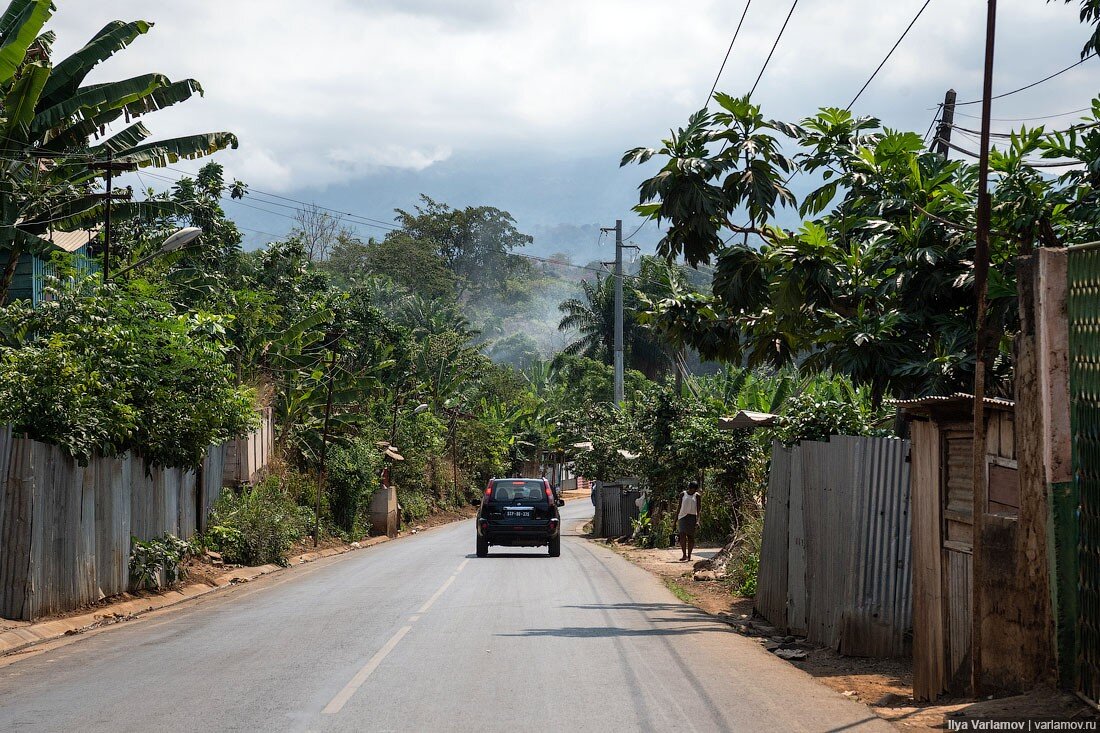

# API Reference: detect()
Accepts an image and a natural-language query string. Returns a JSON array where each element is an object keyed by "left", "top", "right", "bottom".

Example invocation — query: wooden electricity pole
[
  {"left": 89, "top": 153, "right": 136, "bottom": 281},
  {"left": 971, "top": 0, "right": 998, "bottom": 699},
  {"left": 933, "top": 88, "right": 957, "bottom": 157}
]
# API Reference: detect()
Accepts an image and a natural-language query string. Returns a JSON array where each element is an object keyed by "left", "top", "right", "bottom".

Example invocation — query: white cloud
[{"left": 42, "top": 1, "right": 1100, "bottom": 207}]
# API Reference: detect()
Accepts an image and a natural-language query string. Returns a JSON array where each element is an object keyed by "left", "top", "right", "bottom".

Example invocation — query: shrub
[
  {"left": 204, "top": 476, "right": 312, "bottom": 566},
  {"left": 130, "top": 534, "right": 193, "bottom": 591},
  {"left": 0, "top": 282, "right": 256, "bottom": 466},
  {"left": 327, "top": 438, "right": 382, "bottom": 535},
  {"left": 400, "top": 490, "right": 431, "bottom": 523},
  {"left": 729, "top": 510, "right": 764, "bottom": 597}
]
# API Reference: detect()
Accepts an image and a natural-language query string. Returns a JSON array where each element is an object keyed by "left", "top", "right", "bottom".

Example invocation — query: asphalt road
[{"left": 0, "top": 501, "right": 892, "bottom": 732}]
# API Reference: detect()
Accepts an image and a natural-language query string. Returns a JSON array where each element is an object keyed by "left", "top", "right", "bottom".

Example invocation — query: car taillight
[
  {"left": 485, "top": 483, "right": 493, "bottom": 497},
  {"left": 549, "top": 518, "right": 559, "bottom": 530},
  {"left": 545, "top": 487, "right": 554, "bottom": 502}
]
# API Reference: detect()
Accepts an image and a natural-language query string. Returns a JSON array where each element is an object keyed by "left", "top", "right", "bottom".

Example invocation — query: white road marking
[
  {"left": 322, "top": 626, "right": 412, "bottom": 715},
  {"left": 416, "top": 575, "right": 456, "bottom": 614},
  {"left": 323, "top": 559, "right": 469, "bottom": 715}
]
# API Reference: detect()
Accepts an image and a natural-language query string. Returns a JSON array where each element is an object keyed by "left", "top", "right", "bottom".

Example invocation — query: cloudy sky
[{"left": 49, "top": 0, "right": 1098, "bottom": 259}]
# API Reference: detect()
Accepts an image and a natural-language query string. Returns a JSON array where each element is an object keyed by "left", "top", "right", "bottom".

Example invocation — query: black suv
[{"left": 476, "top": 478, "right": 563, "bottom": 557}]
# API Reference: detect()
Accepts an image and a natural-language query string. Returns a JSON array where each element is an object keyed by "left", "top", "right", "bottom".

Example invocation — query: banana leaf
[
  {"left": 40, "top": 20, "right": 151, "bottom": 106},
  {"left": 0, "top": 0, "right": 51, "bottom": 85},
  {"left": 115, "top": 132, "right": 238, "bottom": 168},
  {"left": 32, "top": 73, "right": 169, "bottom": 135}
]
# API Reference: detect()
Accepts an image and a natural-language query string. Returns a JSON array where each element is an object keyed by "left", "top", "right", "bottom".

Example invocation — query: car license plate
[{"left": 505, "top": 507, "right": 531, "bottom": 518}]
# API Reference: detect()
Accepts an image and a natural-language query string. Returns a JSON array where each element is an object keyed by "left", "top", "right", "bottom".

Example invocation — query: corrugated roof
[
  {"left": 889, "top": 392, "right": 1015, "bottom": 411},
  {"left": 719, "top": 410, "right": 778, "bottom": 430},
  {"left": 44, "top": 229, "right": 97, "bottom": 253}
]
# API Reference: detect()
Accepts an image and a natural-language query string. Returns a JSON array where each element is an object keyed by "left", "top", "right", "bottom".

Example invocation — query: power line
[
  {"left": 923, "top": 105, "right": 944, "bottom": 144},
  {"left": 131, "top": 162, "right": 684, "bottom": 290},
  {"left": 946, "top": 120, "right": 1100, "bottom": 138},
  {"left": 705, "top": 0, "right": 754, "bottom": 107},
  {"left": 935, "top": 136, "right": 1080, "bottom": 167},
  {"left": 749, "top": 0, "right": 799, "bottom": 97},
  {"left": 954, "top": 53, "right": 1096, "bottom": 106},
  {"left": 846, "top": 0, "right": 934, "bottom": 110},
  {"left": 953, "top": 106, "right": 1093, "bottom": 122}
]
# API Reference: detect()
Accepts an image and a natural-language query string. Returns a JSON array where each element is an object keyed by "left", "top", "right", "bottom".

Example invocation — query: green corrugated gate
[{"left": 1069, "top": 245, "right": 1100, "bottom": 703}]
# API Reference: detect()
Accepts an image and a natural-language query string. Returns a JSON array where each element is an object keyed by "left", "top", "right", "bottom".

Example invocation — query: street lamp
[{"left": 108, "top": 227, "right": 202, "bottom": 280}]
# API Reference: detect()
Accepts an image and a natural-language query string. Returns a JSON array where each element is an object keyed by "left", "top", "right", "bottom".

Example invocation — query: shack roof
[
  {"left": 890, "top": 392, "right": 1015, "bottom": 419},
  {"left": 718, "top": 410, "right": 778, "bottom": 430},
  {"left": 44, "top": 229, "right": 97, "bottom": 253}
]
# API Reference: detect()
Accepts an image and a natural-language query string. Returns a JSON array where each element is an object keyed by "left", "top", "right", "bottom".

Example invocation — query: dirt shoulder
[{"left": 590, "top": 537, "right": 1094, "bottom": 731}]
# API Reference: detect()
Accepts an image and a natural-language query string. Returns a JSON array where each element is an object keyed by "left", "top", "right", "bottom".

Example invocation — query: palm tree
[
  {"left": 557, "top": 267, "right": 674, "bottom": 380},
  {"left": 557, "top": 276, "right": 614, "bottom": 361},
  {"left": 0, "top": 2, "right": 238, "bottom": 299}
]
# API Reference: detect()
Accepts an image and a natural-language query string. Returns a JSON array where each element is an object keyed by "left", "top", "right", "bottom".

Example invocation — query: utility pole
[
  {"left": 612, "top": 220, "right": 625, "bottom": 404},
  {"left": 970, "top": 0, "right": 998, "bottom": 700},
  {"left": 933, "top": 88, "right": 957, "bottom": 157},
  {"left": 89, "top": 152, "right": 136, "bottom": 281}
]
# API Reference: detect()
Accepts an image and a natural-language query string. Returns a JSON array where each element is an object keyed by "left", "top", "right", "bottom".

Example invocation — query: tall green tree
[{"left": 394, "top": 194, "right": 532, "bottom": 297}]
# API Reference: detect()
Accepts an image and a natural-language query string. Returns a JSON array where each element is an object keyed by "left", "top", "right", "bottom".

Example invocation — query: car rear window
[{"left": 491, "top": 479, "right": 547, "bottom": 503}]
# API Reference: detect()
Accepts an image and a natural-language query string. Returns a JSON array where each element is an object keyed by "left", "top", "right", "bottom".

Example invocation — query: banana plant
[{"left": 0, "top": 2, "right": 238, "bottom": 299}]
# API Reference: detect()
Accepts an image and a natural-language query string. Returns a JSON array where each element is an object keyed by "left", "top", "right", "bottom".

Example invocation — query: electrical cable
[
  {"left": 923, "top": 105, "right": 943, "bottom": 144},
  {"left": 953, "top": 106, "right": 1093, "bottom": 122},
  {"left": 749, "top": 0, "right": 799, "bottom": 97},
  {"left": 945, "top": 120, "right": 1100, "bottom": 138},
  {"left": 846, "top": 0, "right": 934, "bottom": 110},
  {"left": 953, "top": 53, "right": 1097, "bottom": 106},
  {"left": 705, "top": 0, "right": 754, "bottom": 108}
]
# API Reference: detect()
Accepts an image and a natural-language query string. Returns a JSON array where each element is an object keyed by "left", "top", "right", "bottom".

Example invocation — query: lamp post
[{"left": 108, "top": 227, "right": 202, "bottom": 280}]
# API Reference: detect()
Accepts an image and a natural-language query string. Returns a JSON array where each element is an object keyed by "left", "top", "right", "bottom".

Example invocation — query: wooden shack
[{"left": 898, "top": 394, "right": 1019, "bottom": 700}]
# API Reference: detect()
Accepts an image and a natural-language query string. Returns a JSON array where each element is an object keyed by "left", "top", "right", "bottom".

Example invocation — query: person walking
[{"left": 677, "top": 481, "right": 701, "bottom": 562}]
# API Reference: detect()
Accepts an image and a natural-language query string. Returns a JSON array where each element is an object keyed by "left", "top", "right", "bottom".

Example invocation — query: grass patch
[{"left": 663, "top": 578, "right": 694, "bottom": 604}]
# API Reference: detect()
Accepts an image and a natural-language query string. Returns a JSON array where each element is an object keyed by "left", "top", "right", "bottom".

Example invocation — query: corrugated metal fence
[
  {"left": 0, "top": 433, "right": 236, "bottom": 621},
  {"left": 592, "top": 482, "right": 641, "bottom": 538},
  {"left": 756, "top": 436, "right": 912, "bottom": 657}
]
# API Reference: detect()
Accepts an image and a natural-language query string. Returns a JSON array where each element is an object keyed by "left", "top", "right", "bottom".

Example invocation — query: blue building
[{"left": 0, "top": 229, "right": 99, "bottom": 305}]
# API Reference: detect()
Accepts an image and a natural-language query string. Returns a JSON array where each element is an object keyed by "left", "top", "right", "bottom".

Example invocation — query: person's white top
[{"left": 678, "top": 491, "right": 699, "bottom": 519}]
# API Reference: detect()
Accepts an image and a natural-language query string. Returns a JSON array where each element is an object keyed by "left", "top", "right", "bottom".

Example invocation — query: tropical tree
[
  {"left": 557, "top": 267, "right": 673, "bottom": 380},
  {"left": 393, "top": 194, "right": 533, "bottom": 297},
  {"left": 0, "top": 2, "right": 238, "bottom": 299}
]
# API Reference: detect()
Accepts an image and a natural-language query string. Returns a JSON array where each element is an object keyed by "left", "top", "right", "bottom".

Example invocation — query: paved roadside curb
[{"left": 0, "top": 534, "right": 398, "bottom": 658}]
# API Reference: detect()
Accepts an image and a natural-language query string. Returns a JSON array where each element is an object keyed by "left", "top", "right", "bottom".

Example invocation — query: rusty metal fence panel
[
  {"left": 787, "top": 447, "right": 808, "bottom": 635},
  {"left": 756, "top": 442, "right": 791, "bottom": 629},
  {"left": 840, "top": 436, "right": 913, "bottom": 658},
  {"left": 199, "top": 444, "right": 227, "bottom": 532},
  {"left": 756, "top": 435, "right": 913, "bottom": 657},
  {"left": 1, "top": 435, "right": 236, "bottom": 620},
  {"left": 802, "top": 438, "right": 857, "bottom": 649}
]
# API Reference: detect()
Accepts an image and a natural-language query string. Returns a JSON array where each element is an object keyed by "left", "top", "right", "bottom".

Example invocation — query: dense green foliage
[
  {"left": 129, "top": 534, "right": 193, "bottom": 591},
  {"left": 0, "top": 280, "right": 256, "bottom": 465},
  {"left": 204, "top": 476, "right": 314, "bottom": 566}
]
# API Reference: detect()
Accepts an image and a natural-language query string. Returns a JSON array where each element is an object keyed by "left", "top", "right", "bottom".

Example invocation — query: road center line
[
  {"left": 416, "top": 559, "right": 468, "bottom": 614},
  {"left": 322, "top": 625, "right": 412, "bottom": 715},
  {"left": 417, "top": 575, "right": 456, "bottom": 614},
  {"left": 323, "top": 560, "right": 468, "bottom": 715}
]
